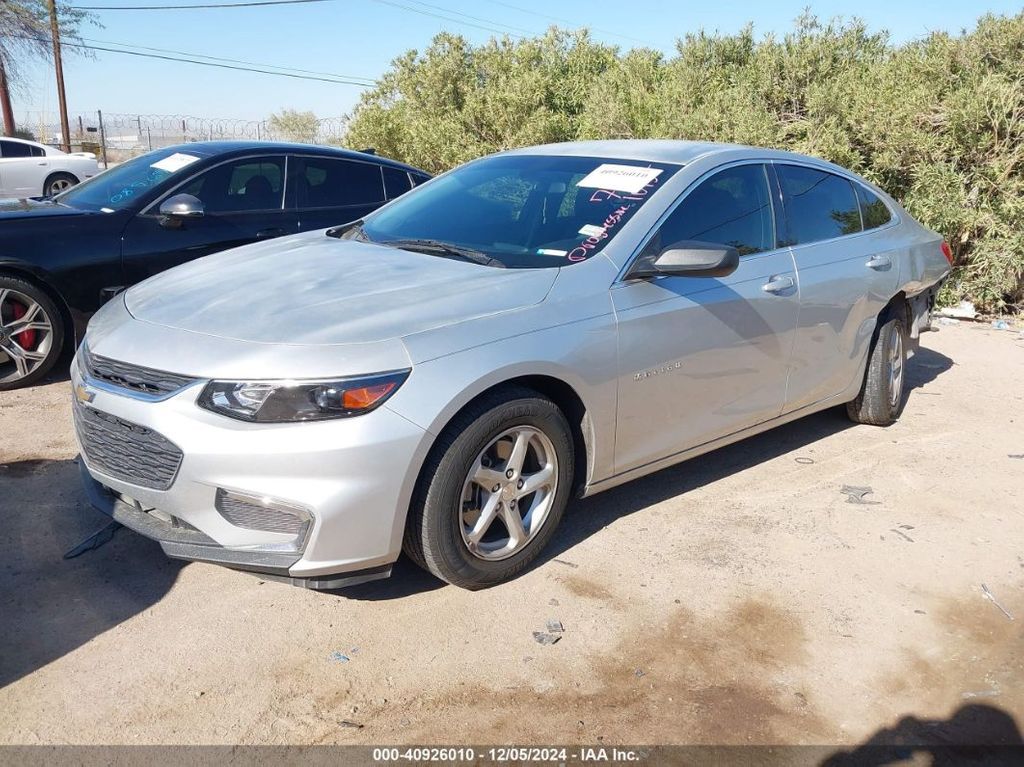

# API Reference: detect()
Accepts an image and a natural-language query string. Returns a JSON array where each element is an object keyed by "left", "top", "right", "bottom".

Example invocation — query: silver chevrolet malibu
[{"left": 73, "top": 140, "right": 951, "bottom": 589}]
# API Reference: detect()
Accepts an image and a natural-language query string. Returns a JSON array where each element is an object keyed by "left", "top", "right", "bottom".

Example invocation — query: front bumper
[{"left": 72, "top": 355, "right": 430, "bottom": 588}]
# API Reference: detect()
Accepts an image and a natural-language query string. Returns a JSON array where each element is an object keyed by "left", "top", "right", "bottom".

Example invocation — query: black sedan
[{"left": 0, "top": 141, "right": 430, "bottom": 389}]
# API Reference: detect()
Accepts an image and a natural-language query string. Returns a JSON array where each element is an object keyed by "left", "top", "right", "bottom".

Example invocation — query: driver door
[
  {"left": 611, "top": 163, "right": 801, "bottom": 474},
  {"left": 120, "top": 154, "right": 296, "bottom": 284}
]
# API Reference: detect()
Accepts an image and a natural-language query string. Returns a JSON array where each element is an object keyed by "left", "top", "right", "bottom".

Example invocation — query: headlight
[{"left": 197, "top": 370, "right": 409, "bottom": 423}]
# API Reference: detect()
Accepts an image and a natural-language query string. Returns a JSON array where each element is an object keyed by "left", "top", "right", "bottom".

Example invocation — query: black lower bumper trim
[{"left": 78, "top": 460, "right": 393, "bottom": 589}]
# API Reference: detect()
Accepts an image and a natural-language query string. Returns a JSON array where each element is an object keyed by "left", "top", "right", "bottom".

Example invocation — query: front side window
[
  {"left": 642, "top": 164, "right": 774, "bottom": 258},
  {"left": 297, "top": 157, "right": 385, "bottom": 209},
  {"left": 356, "top": 155, "right": 679, "bottom": 269},
  {"left": 179, "top": 157, "right": 284, "bottom": 213},
  {"left": 857, "top": 185, "right": 893, "bottom": 230},
  {"left": 776, "top": 164, "right": 862, "bottom": 245}
]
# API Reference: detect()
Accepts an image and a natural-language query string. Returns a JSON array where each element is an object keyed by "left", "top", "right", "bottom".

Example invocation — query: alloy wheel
[
  {"left": 48, "top": 177, "right": 74, "bottom": 194},
  {"left": 459, "top": 426, "right": 559, "bottom": 561},
  {"left": 889, "top": 325, "right": 904, "bottom": 408},
  {"left": 0, "top": 288, "right": 54, "bottom": 384}
]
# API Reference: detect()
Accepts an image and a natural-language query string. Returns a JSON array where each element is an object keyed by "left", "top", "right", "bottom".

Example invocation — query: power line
[
  {"left": 481, "top": 0, "right": 647, "bottom": 44},
  {"left": 15, "top": 35, "right": 375, "bottom": 85},
  {"left": 402, "top": 0, "right": 536, "bottom": 36},
  {"left": 77, "top": 35, "right": 377, "bottom": 83},
  {"left": 75, "top": 0, "right": 329, "bottom": 9},
  {"left": 372, "top": 0, "right": 522, "bottom": 37}
]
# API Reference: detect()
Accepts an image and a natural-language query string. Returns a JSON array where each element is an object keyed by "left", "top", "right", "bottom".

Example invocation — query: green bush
[{"left": 345, "top": 13, "right": 1024, "bottom": 311}]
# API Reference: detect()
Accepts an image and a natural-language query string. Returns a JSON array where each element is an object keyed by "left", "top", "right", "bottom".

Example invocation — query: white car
[{"left": 0, "top": 137, "right": 99, "bottom": 199}]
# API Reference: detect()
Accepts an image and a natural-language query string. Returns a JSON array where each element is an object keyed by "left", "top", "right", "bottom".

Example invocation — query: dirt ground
[{"left": 0, "top": 322, "right": 1022, "bottom": 749}]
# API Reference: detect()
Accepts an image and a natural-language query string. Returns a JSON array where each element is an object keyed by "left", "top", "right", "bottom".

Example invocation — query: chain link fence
[{"left": 15, "top": 110, "right": 349, "bottom": 165}]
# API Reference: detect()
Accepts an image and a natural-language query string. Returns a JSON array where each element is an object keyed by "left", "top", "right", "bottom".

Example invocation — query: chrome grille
[
  {"left": 73, "top": 399, "right": 183, "bottom": 490},
  {"left": 82, "top": 346, "right": 197, "bottom": 397},
  {"left": 215, "top": 489, "right": 311, "bottom": 537}
]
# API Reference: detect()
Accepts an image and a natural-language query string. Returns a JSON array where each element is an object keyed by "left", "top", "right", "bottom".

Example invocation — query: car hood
[
  {"left": 0, "top": 197, "right": 95, "bottom": 219},
  {"left": 124, "top": 231, "right": 558, "bottom": 345}
]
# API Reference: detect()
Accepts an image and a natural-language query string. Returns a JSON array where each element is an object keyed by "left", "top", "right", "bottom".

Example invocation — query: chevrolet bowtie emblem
[{"left": 75, "top": 383, "right": 96, "bottom": 405}]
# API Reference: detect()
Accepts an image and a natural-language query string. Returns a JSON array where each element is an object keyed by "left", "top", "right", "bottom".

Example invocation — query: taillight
[{"left": 940, "top": 241, "right": 953, "bottom": 265}]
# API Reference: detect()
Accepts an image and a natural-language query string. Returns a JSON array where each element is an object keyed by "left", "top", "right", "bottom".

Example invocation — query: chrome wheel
[
  {"left": 460, "top": 426, "right": 559, "bottom": 561},
  {"left": 0, "top": 288, "right": 54, "bottom": 384},
  {"left": 888, "top": 325, "right": 904, "bottom": 408}
]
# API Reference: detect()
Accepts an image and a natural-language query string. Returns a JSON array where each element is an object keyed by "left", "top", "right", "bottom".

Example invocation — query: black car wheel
[{"left": 0, "top": 277, "right": 65, "bottom": 390}]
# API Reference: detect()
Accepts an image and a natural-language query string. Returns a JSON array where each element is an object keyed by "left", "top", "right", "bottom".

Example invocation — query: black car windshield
[
  {"left": 355, "top": 155, "right": 680, "bottom": 268},
  {"left": 55, "top": 148, "right": 207, "bottom": 211}
]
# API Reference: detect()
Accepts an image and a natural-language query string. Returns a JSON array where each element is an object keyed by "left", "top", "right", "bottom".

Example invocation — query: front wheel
[
  {"left": 0, "top": 276, "right": 65, "bottom": 390},
  {"left": 404, "top": 386, "right": 574, "bottom": 589},
  {"left": 846, "top": 315, "right": 907, "bottom": 426}
]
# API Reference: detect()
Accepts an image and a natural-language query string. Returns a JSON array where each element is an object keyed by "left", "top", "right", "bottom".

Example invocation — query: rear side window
[
  {"left": 410, "top": 172, "right": 430, "bottom": 187},
  {"left": 645, "top": 164, "right": 774, "bottom": 257},
  {"left": 382, "top": 166, "right": 412, "bottom": 199},
  {"left": 776, "top": 165, "right": 862, "bottom": 245},
  {"left": 297, "top": 157, "right": 385, "bottom": 209},
  {"left": 856, "top": 185, "right": 893, "bottom": 230}
]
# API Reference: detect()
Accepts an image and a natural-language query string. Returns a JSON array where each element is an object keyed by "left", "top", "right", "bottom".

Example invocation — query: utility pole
[
  {"left": 0, "top": 56, "right": 14, "bottom": 136},
  {"left": 48, "top": 0, "right": 71, "bottom": 151}
]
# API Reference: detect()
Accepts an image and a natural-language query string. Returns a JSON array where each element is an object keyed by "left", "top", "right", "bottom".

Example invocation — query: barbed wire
[{"left": 15, "top": 110, "right": 350, "bottom": 158}]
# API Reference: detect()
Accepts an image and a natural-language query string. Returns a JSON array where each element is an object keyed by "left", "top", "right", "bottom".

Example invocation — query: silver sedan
[{"left": 73, "top": 140, "right": 951, "bottom": 589}]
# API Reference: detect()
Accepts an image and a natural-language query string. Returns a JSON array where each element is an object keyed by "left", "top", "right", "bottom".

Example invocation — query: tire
[
  {"left": 43, "top": 172, "right": 78, "bottom": 197},
  {"left": 846, "top": 314, "right": 907, "bottom": 426},
  {"left": 0, "top": 276, "right": 65, "bottom": 391},
  {"left": 404, "top": 386, "right": 575, "bottom": 589}
]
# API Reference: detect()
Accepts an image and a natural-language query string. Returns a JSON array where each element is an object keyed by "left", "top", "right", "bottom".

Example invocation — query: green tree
[
  {"left": 345, "top": 13, "right": 1024, "bottom": 312},
  {"left": 267, "top": 109, "right": 319, "bottom": 143}
]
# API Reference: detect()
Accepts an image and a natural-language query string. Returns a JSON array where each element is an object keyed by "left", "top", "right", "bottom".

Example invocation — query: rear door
[
  {"left": 120, "top": 154, "right": 296, "bottom": 284},
  {"left": 291, "top": 155, "right": 387, "bottom": 231},
  {"left": 774, "top": 163, "right": 900, "bottom": 412},
  {"left": 611, "top": 162, "right": 801, "bottom": 474}
]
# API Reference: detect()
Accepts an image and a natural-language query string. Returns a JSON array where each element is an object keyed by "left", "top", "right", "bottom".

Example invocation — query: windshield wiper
[
  {"left": 326, "top": 220, "right": 371, "bottom": 241},
  {"left": 385, "top": 239, "right": 505, "bottom": 268}
]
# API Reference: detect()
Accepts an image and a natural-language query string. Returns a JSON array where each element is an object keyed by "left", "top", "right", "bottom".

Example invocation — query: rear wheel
[
  {"left": 43, "top": 172, "right": 78, "bottom": 197},
  {"left": 846, "top": 315, "right": 906, "bottom": 426},
  {"left": 404, "top": 386, "right": 574, "bottom": 589},
  {"left": 0, "top": 277, "right": 65, "bottom": 390}
]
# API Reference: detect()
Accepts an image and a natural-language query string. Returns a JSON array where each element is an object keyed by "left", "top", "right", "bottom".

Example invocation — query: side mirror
[
  {"left": 158, "top": 193, "right": 204, "bottom": 226},
  {"left": 629, "top": 240, "right": 740, "bottom": 279}
]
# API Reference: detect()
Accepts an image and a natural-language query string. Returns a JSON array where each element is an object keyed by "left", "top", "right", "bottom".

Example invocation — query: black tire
[
  {"left": 43, "top": 172, "right": 78, "bottom": 197},
  {"left": 846, "top": 314, "right": 907, "bottom": 426},
  {"left": 404, "top": 386, "right": 575, "bottom": 589},
  {"left": 0, "top": 275, "right": 65, "bottom": 391}
]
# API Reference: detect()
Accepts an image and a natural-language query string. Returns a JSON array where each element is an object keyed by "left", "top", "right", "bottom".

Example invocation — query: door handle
[
  {"left": 256, "top": 228, "right": 287, "bottom": 239},
  {"left": 866, "top": 255, "right": 892, "bottom": 270},
  {"left": 762, "top": 275, "right": 795, "bottom": 294}
]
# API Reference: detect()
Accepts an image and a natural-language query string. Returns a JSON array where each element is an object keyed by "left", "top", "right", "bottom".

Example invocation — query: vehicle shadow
[
  {"left": 0, "top": 458, "right": 182, "bottom": 687},
  {"left": 822, "top": 703, "right": 1023, "bottom": 765}
]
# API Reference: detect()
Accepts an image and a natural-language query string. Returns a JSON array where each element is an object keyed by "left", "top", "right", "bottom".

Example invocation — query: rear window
[
  {"left": 777, "top": 164, "right": 862, "bottom": 245},
  {"left": 857, "top": 185, "right": 893, "bottom": 230}
]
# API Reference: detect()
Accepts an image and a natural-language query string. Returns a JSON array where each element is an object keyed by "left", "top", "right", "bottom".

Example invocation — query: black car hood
[{"left": 0, "top": 197, "right": 97, "bottom": 220}]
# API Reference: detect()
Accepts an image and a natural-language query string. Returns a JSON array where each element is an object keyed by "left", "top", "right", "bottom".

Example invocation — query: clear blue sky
[{"left": 16, "top": 0, "right": 1024, "bottom": 124}]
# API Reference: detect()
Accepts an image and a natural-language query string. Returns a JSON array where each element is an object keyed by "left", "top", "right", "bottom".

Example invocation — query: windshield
[
  {"left": 55, "top": 148, "right": 206, "bottom": 211},
  {"left": 355, "top": 155, "right": 679, "bottom": 268}
]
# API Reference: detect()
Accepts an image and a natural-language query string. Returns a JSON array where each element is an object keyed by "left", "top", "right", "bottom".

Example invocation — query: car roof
[
  {"left": 501, "top": 139, "right": 857, "bottom": 175},
  {"left": 153, "top": 140, "right": 427, "bottom": 174},
  {"left": 1, "top": 136, "right": 46, "bottom": 149}
]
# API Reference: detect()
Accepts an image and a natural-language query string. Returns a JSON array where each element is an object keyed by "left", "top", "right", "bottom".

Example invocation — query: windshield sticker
[
  {"left": 537, "top": 248, "right": 568, "bottom": 256},
  {"left": 576, "top": 164, "right": 663, "bottom": 195},
  {"left": 150, "top": 152, "right": 200, "bottom": 174},
  {"left": 578, "top": 224, "right": 605, "bottom": 238}
]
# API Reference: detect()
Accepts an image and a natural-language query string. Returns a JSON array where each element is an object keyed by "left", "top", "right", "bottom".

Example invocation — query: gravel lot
[{"left": 1, "top": 322, "right": 1021, "bottom": 748}]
